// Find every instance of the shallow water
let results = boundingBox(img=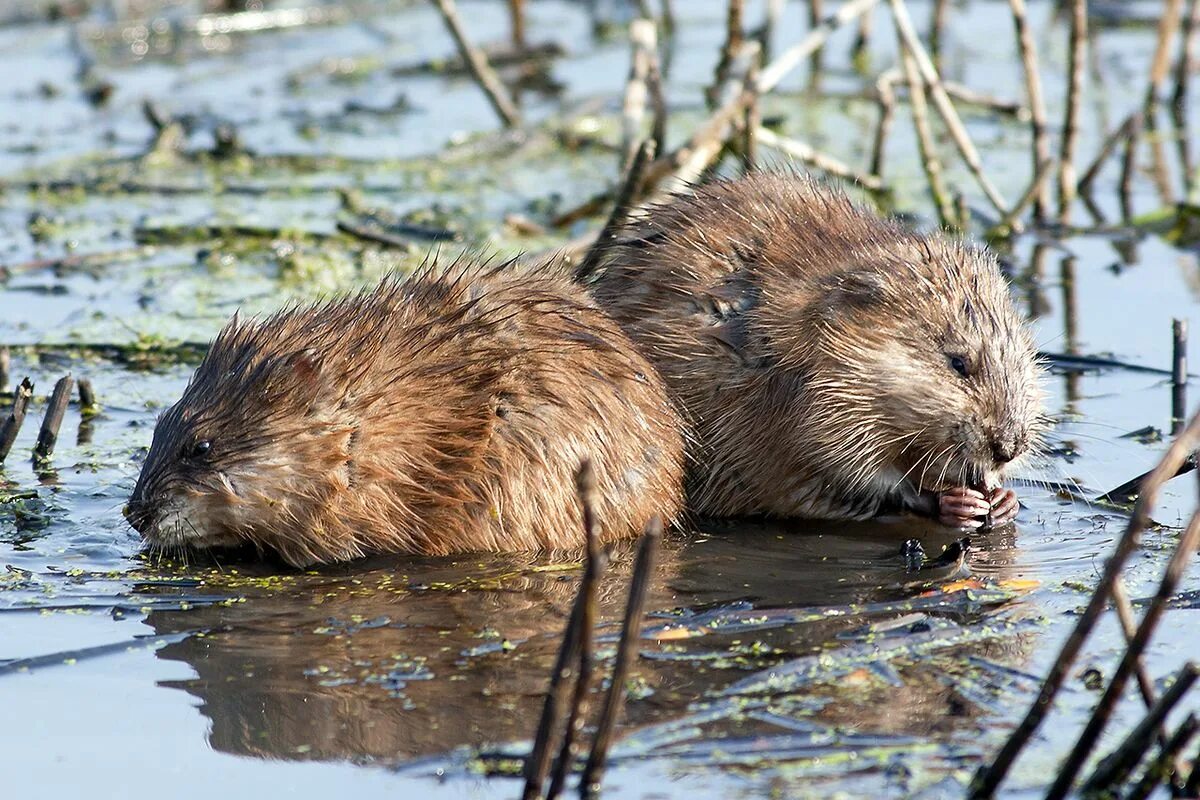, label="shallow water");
[1,1,1200,798]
